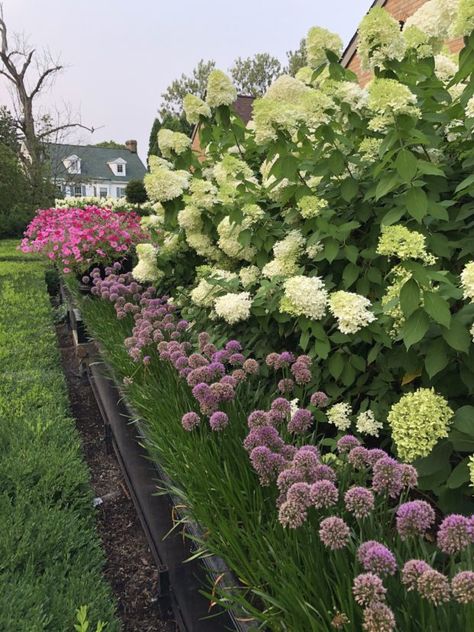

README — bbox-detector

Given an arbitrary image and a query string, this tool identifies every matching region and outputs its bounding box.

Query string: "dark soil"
[55,322,175,632]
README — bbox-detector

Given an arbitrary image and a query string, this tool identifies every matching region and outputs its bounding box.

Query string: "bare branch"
[0,67,14,83]
[30,64,62,98]
[0,3,8,55]
[37,122,95,140]
[20,49,35,78]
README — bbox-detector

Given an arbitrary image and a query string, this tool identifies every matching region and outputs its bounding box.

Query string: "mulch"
[56,323,175,632]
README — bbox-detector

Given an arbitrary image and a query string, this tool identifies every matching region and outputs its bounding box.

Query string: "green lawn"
[0,241,118,631]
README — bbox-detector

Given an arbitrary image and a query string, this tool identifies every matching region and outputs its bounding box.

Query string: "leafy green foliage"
[230,53,282,96]
[125,179,148,204]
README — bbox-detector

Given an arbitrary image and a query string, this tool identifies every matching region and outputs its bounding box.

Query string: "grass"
[0,241,118,631]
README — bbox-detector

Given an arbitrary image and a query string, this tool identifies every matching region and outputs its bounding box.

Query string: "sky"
[0,0,371,162]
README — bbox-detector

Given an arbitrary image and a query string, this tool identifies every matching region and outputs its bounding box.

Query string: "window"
[117,164,124,173]
[99,187,108,198]
[74,185,82,196]
[116,187,126,198]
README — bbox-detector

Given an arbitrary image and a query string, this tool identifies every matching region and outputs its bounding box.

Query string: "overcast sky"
[0,0,371,162]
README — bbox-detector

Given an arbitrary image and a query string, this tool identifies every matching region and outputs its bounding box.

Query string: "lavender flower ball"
[319,517,350,550]
[337,434,361,453]
[357,541,397,576]
[400,463,418,488]
[229,353,245,366]
[348,446,370,470]
[278,378,294,394]
[181,411,200,431]
[247,409,269,429]
[437,514,474,555]
[209,411,229,431]
[287,408,313,434]
[225,339,242,353]
[366,448,388,466]
[362,602,395,632]
[352,572,386,607]
[313,464,336,482]
[243,358,259,374]
[372,456,403,498]
[396,500,435,540]
[309,480,338,509]
[286,482,311,507]
[417,569,451,605]
[310,391,329,408]
[278,499,307,529]
[451,570,474,604]
[344,486,374,519]
[401,559,431,591]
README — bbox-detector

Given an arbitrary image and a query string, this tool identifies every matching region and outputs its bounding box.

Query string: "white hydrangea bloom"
[144,164,190,203]
[280,275,328,320]
[336,82,369,111]
[239,265,260,288]
[140,214,163,231]
[183,94,211,125]
[306,242,324,258]
[177,205,202,232]
[132,244,162,283]
[359,137,383,163]
[273,229,305,262]
[297,195,328,219]
[264,75,309,103]
[157,129,191,158]
[461,262,474,301]
[451,0,474,37]
[434,55,458,83]
[329,291,376,334]
[305,26,343,68]
[295,66,314,85]
[191,278,219,307]
[326,403,352,431]
[217,216,256,261]
[185,231,220,260]
[377,225,436,265]
[206,70,237,108]
[242,203,265,220]
[213,155,255,187]
[368,79,420,130]
[214,292,252,324]
[188,178,217,210]
[358,7,406,70]
[405,0,457,41]
[356,410,383,437]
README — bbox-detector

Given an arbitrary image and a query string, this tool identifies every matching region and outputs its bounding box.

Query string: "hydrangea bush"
[127,2,474,510]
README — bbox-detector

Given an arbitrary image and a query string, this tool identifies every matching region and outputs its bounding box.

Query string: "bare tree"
[0,3,93,205]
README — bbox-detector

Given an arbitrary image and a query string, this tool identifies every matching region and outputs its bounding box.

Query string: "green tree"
[125,179,148,204]
[148,113,190,161]
[94,140,126,149]
[0,106,19,152]
[160,59,216,119]
[230,53,282,96]
[0,142,31,236]
[285,38,307,76]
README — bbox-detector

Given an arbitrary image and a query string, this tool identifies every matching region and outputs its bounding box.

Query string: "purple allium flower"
[451,571,474,604]
[247,410,269,429]
[212,350,229,364]
[206,362,226,380]
[278,378,294,394]
[188,353,209,369]
[271,397,292,414]
[401,560,431,591]
[276,351,295,367]
[231,369,246,383]
[310,391,329,408]
[287,408,313,434]
[277,467,303,495]
[295,354,312,367]
[309,480,338,509]
[143,355,151,365]
[313,464,336,482]
[210,382,235,403]
[372,457,403,498]
[362,602,395,632]
[180,367,192,378]
[344,487,374,519]
[348,446,370,470]
[400,464,418,488]
[244,425,285,453]
[243,358,259,374]
[293,448,320,478]
[266,352,280,368]
[220,375,237,388]
[291,363,312,385]
[337,434,361,453]
[177,319,189,331]
[437,514,474,555]
[417,569,451,605]
[357,541,397,576]
[202,343,217,358]
[181,411,200,431]
[229,353,245,366]
[287,482,311,507]
[278,499,307,528]
[319,517,350,550]
[352,573,386,607]
[175,356,189,370]
[396,501,435,540]
[251,446,286,486]
[366,449,388,467]
[225,340,242,353]
[209,411,229,431]
[198,331,210,350]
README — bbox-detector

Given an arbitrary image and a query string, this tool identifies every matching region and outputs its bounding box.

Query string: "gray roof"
[46,143,147,182]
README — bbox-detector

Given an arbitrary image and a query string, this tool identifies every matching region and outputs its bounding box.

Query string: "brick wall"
[345,0,464,85]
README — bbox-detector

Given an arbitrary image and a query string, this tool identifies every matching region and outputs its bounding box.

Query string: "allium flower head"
[209,411,229,431]
[319,517,350,550]
[327,403,352,431]
[183,94,211,125]
[206,70,237,108]
[280,275,328,320]
[344,486,374,519]
[287,408,313,434]
[247,409,269,429]
[251,446,286,486]
[181,411,200,431]
[310,391,329,408]
[358,541,397,576]
[243,358,259,374]
[353,573,386,607]
[278,378,295,394]
[329,291,376,334]
[336,435,361,453]
[401,559,431,591]
[309,480,338,508]
[437,514,474,555]
[387,388,453,462]
[358,7,406,70]
[305,26,343,68]
[348,446,370,470]
[372,456,403,498]
[278,499,307,528]
[417,569,451,605]
[400,464,418,488]
[452,571,474,604]
[314,464,337,482]
[362,602,396,632]
[396,500,435,539]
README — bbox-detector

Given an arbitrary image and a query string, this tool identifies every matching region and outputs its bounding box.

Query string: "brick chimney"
[125,139,137,153]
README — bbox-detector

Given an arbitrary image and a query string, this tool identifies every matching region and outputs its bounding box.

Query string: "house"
[342,0,465,84]
[47,140,147,198]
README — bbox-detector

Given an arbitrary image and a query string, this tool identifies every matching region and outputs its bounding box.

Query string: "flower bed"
[22,1,474,630]
[0,240,118,631]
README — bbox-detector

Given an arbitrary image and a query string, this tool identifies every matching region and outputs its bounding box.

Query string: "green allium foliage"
[138,7,474,509]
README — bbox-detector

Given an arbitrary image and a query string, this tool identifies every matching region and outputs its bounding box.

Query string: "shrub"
[125,179,148,204]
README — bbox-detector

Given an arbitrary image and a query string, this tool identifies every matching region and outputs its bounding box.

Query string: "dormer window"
[107,157,127,176]
[63,154,81,174]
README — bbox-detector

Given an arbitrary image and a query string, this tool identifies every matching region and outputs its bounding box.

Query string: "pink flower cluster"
[20,206,147,272]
